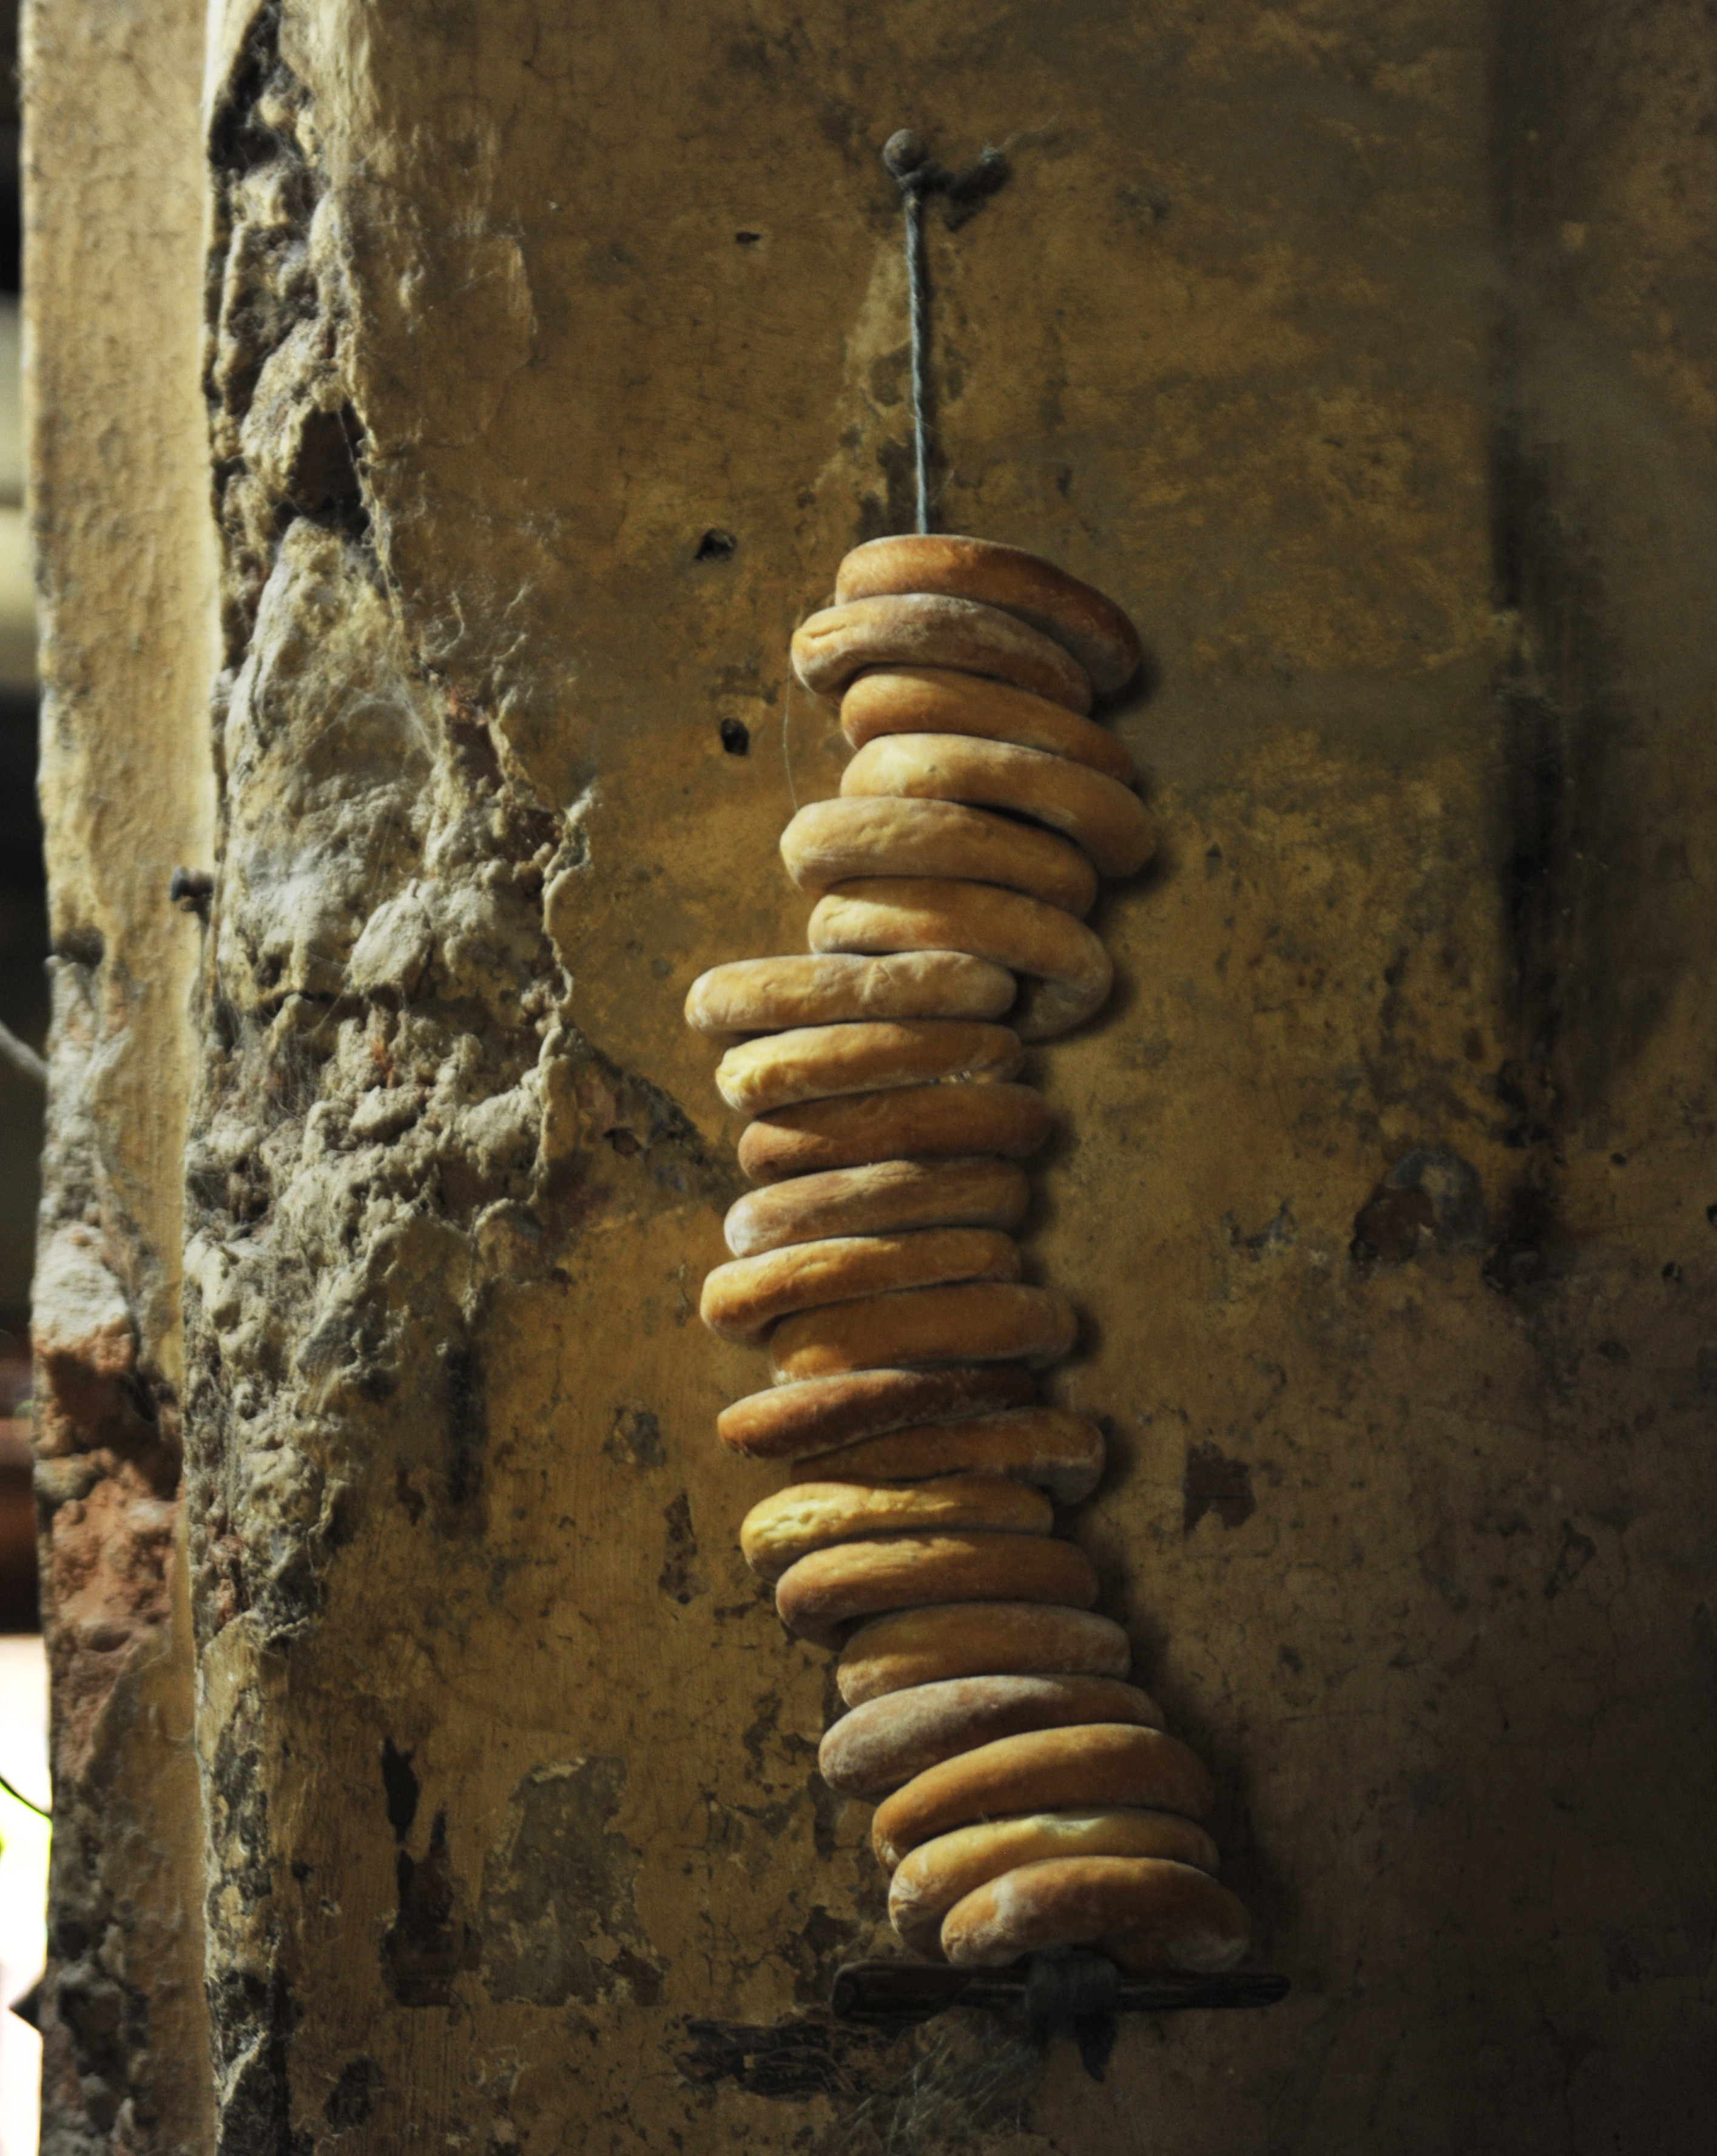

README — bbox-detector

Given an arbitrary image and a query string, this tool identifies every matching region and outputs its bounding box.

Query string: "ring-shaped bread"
[840,667,1135,784]
[686,951,1015,1035]
[737,1082,1052,1183]
[717,1364,1039,1462]
[780,796,1097,916]
[889,1808,1221,1960]
[794,1402,1104,1505]
[700,1228,1021,1345]
[837,1600,1130,1707]
[792,593,1092,714]
[715,1018,1022,1116]
[842,734,1153,880]
[810,879,1113,1041]
[775,1530,1099,1644]
[740,1475,1052,1582]
[871,1724,1215,1870]
[724,1156,1031,1259]
[767,1280,1078,1384]
[941,1854,1249,1975]
[820,1673,1165,1798]
[834,536,1143,697]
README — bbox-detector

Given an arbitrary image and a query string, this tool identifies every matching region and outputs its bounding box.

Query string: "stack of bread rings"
[686,535,1250,1981]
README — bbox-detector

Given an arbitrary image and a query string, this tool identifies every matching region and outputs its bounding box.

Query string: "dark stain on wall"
[1351,1148,1488,1274]
[675,2013,899,2101]
[659,1489,701,1603]
[382,1810,479,2007]
[783,1903,864,2008]
[1483,1174,1559,1298]
[380,1737,420,1842]
[323,2055,384,2135]
[606,1402,666,1468]
[441,1337,485,1510]
[1488,0,1693,1143]
[1183,1441,1256,1534]
[481,1757,663,2007]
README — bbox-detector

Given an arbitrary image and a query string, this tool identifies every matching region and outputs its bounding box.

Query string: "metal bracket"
[833,1959,1290,2026]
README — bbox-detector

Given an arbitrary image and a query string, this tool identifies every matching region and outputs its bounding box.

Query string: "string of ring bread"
[685,539,1249,1975]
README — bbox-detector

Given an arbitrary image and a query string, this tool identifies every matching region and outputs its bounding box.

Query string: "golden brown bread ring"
[767,1282,1078,1384]
[686,951,1014,1035]
[809,879,1113,1042]
[700,1229,1021,1345]
[791,594,1093,714]
[780,796,1097,916]
[774,1532,1099,1644]
[819,1674,1164,1798]
[794,1404,1104,1506]
[740,1475,1052,1582]
[872,1725,1215,1870]
[842,668,1135,784]
[834,536,1143,698]
[842,734,1153,882]
[718,1364,1037,1462]
[738,1083,1051,1183]
[724,1157,1030,1259]
[838,1601,1130,1706]
[715,1018,1022,1116]
[941,1856,1249,1975]
[889,1810,1221,1960]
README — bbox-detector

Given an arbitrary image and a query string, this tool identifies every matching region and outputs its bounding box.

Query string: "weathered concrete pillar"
[25,0,216,2148]
[27,1,1717,2151]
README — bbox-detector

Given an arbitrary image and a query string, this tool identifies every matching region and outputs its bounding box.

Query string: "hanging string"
[883,130,934,534]
[882,132,1011,536]
[1024,1947,1122,2081]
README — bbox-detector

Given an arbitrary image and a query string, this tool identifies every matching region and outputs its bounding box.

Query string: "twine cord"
[883,131,935,534]
[882,130,1010,536]
[903,173,931,534]
[1024,1947,1122,2081]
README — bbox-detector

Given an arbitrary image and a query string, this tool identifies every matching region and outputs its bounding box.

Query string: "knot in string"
[1024,1947,1122,2081]
[882,128,934,190]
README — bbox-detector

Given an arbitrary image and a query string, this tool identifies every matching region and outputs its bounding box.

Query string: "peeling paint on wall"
[481,1757,662,2007]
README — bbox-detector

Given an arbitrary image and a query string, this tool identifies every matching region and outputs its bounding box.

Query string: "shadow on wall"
[0,7,43,1635]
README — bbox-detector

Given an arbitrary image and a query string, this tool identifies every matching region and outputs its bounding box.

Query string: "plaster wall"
[25,0,217,2144]
[31,1,1717,2150]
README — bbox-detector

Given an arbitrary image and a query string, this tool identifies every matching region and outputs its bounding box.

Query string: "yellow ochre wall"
[29,2,1717,2150]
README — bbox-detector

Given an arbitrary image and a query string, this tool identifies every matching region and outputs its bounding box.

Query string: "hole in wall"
[695,528,737,562]
[53,925,104,968]
[380,1739,420,1843]
[719,718,750,757]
